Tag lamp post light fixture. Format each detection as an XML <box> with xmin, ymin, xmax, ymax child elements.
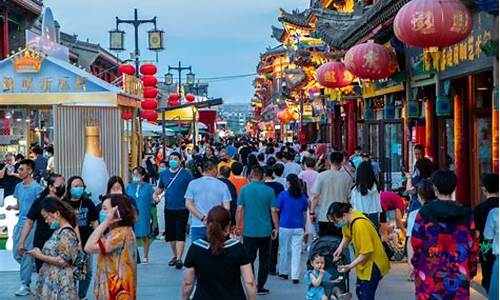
<box><xmin>164</xmin><ymin>72</ymin><xmax>174</xmax><ymax>85</ymax></box>
<box><xmin>166</xmin><ymin>61</ymin><xmax>194</xmax><ymax>94</ymax></box>
<box><xmin>186</xmin><ymin>71</ymin><xmax>196</xmax><ymax>85</ymax></box>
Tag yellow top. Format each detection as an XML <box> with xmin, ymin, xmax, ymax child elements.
<box><xmin>342</xmin><ymin>210</ymin><xmax>390</xmax><ymax>280</ymax></box>
<box><xmin>218</xmin><ymin>160</ymin><xmax>235</xmax><ymax>172</ymax></box>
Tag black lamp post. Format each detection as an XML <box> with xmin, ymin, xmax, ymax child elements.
<box><xmin>109</xmin><ymin>8</ymin><xmax>164</xmax><ymax>77</ymax></box>
<box><xmin>165</xmin><ymin>61</ymin><xmax>195</xmax><ymax>94</ymax></box>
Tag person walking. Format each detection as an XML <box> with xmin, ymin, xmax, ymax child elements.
<box><xmin>84</xmin><ymin>193</ymin><xmax>138</xmax><ymax>300</ymax></box>
<box><xmin>154</xmin><ymin>152</ymin><xmax>192</xmax><ymax>269</ymax></box>
<box><xmin>236</xmin><ymin>165</ymin><xmax>279</xmax><ymax>295</ymax></box>
<box><xmin>282</xmin><ymin>151</ymin><xmax>302</xmax><ymax>178</ymax></box>
<box><xmin>229</xmin><ymin>161</ymin><xmax>250</xmax><ymax>196</ymax></box>
<box><xmin>484</xmin><ymin>207</ymin><xmax>498</xmax><ymax>300</ymax></box>
<box><xmin>218</xmin><ymin>166</ymin><xmax>238</xmax><ymax>229</ymax></box>
<box><xmin>276</xmin><ymin>174</ymin><xmax>308</xmax><ymax>284</ymax></box>
<box><xmin>126</xmin><ymin>166</ymin><xmax>154</xmax><ymax>264</ymax></box>
<box><xmin>64</xmin><ymin>176</ymin><xmax>98</xmax><ymax>299</ymax></box>
<box><xmin>311</xmin><ymin>152</ymin><xmax>353</xmax><ymax>237</ymax></box>
<box><xmin>474</xmin><ymin>173</ymin><xmax>499</xmax><ymax>292</ymax></box>
<box><xmin>182</xmin><ymin>206</ymin><xmax>257</xmax><ymax>300</ymax></box>
<box><xmin>27</xmin><ymin>197</ymin><xmax>79</xmax><ymax>300</ymax></box>
<box><xmin>329</xmin><ymin>202</ymin><xmax>390</xmax><ymax>300</ymax></box>
<box><xmin>6</xmin><ymin>159</ymin><xmax>43</xmax><ymax>296</ymax></box>
<box><xmin>299</xmin><ymin>157</ymin><xmax>319</xmax><ymax>243</ymax></box>
<box><xmin>18</xmin><ymin>173</ymin><xmax>66</xmax><ymax>273</ymax></box>
<box><xmin>411</xmin><ymin>170</ymin><xmax>479</xmax><ymax>299</ymax></box>
<box><xmin>185</xmin><ymin>160</ymin><xmax>232</xmax><ymax>242</ymax></box>
<box><xmin>350</xmin><ymin>161</ymin><xmax>382</xmax><ymax>228</ymax></box>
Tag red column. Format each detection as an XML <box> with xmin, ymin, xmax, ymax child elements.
<box><xmin>425</xmin><ymin>99</ymin><xmax>437</xmax><ymax>163</ymax></box>
<box><xmin>2</xmin><ymin>9</ymin><xmax>9</xmax><ymax>58</ymax></box>
<box><xmin>493</xmin><ymin>104</ymin><xmax>499</xmax><ymax>173</ymax></box>
<box><xmin>454</xmin><ymin>77</ymin><xmax>472</xmax><ymax>207</ymax></box>
<box><xmin>346</xmin><ymin>100</ymin><xmax>357</xmax><ymax>155</ymax></box>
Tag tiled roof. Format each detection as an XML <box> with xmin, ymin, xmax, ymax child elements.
<box><xmin>271</xmin><ymin>26</ymin><xmax>285</xmax><ymax>42</ymax></box>
<box><xmin>278</xmin><ymin>8</ymin><xmax>314</xmax><ymax>28</ymax></box>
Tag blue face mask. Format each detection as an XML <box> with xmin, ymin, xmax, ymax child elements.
<box><xmin>132</xmin><ymin>176</ymin><xmax>141</xmax><ymax>183</ymax></box>
<box><xmin>70</xmin><ymin>187</ymin><xmax>85</xmax><ymax>198</ymax></box>
<box><xmin>50</xmin><ymin>220</ymin><xmax>60</xmax><ymax>230</ymax></box>
<box><xmin>335</xmin><ymin>220</ymin><xmax>348</xmax><ymax>228</ymax></box>
<box><xmin>99</xmin><ymin>211</ymin><xmax>107</xmax><ymax>224</ymax></box>
<box><xmin>169</xmin><ymin>160</ymin><xmax>179</xmax><ymax>169</ymax></box>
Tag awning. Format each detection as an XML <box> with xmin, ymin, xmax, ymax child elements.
<box><xmin>127</xmin><ymin>122</ymin><xmax>175</xmax><ymax>137</ymax></box>
<box><xmin>157</xmin><ymin>107</ymin><xmax>197</xmax><ymax>122</ymax></box>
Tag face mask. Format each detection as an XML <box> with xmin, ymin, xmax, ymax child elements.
<box><xmin>99</xmin><ymin>211</ymin><xmax>107</xmax><ymax>224</ymax></box>
<box><xmin>159</xmin><ymin>167</ymin><xmax>167</xmax><ymax>173</ymax></box>
<box><xmin>55</xmin><ymin>185</ymin><xmax>66</xmax><ymax>197</ymax></box>
<box><xmin>70</xmin><ymin>187</ymin><xmax>84</xmax><ymax>198</ymax></box>
<box><xmin>335</xmin><ymin>220</ymin><xmax>348</xmax><ymax>228</ymax></box>
<box><xmin>132</xmin><ymin>176</ymin><xmax>141</xmax><ymax>183</ymax></box>
<box><xmin>169</xmin><ymin>160</ymin><xmax>179</xmax><ymax>169</ymax></box>
<box><xmin>50</xmin><ymin>220</ymin><xmax>60</xmax><ymax>230</ymax></box>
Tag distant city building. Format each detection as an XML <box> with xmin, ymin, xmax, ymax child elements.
<box><xmin>217</xmin><ymin>104</ymin><xmax>252</xmax><ymax>135</ymax></box>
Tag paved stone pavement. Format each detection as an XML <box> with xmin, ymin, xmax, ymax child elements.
<box><xmin>0</xmin><ymin>240</ymin><xmax>486</xmax><ymax>299</ymax></box>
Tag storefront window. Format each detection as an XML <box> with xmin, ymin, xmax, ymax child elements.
<box><xmin>478</xmin><ymin>118</ymin><xmax>492</xmax><ymax>174</ymax></box>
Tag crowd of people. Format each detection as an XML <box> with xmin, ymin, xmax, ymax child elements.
<box><xmin>1</xmin><ymin>138</ymin><xmax>498</xmax><ymax>300</ymax></box>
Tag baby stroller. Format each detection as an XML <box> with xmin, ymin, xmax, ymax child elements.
<box><xmin>307</xmin><ymin>235</ymin><xmax>352</xmax><ymax>299</ymax></box>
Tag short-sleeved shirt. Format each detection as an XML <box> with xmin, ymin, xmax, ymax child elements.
<box><xmin>184</xmin><ymin>238</ymin><xmax>250</xmax><ymax>300</ymax></box>
<box><xmin>65</xmin><ymin>197</ymin><xmax>98</xmax><ymax>245</ymax></box>
<box><xmin>95</xmin><ymin>226</ymin><xmax>137</xmax><ymax>300</ymax></box>
<box><xmin>277</xmin><ymin>190</ymin><xmax>308</xmax><ymax>229</ymax></box>
<box><xmin>238</xmin><ymin>181</ymin><xmax>276</xmax><ymax>237</ymax></box>
<box><xmin>380</xmin><ymin>191</ymin><xmax>405</xmax><ymax>212</ymax></box>
<box><xmin>484</xmin><ymin>207</ymin><xmax>499</xmax><ymax>255</ymax></box>
<box><xmin>342</xmin><ymin>210</ymin><xmax>390</xmax><ymax>280</ymax></box>
<box><xmin>264</xmin><ymin>181</ymin><xmax>284</xmax><ymax>198</ymax></box>
<box><xmin>13</xmin><ymin>180</ymin><xmax>43</xmax><ymax>220</ymax></box>
<box><xmin>312</xmin><ymin>168</ymin><xmax>353</xmax><ymax>222</ymax></box>
<box><xmin>283</xmin><ymin>162</ymin><xmax>303</xmax><ymax>178</ymax></box>
<box><xmin>229</xmin><ymin>176</ymin><xmax>249</xmax><ymax>196</ymax></box>
<box><xmin>27</xmin><ymin>195</ymin><xmax>54</xmax><ymax>249</ymax></box>
<box><xmin>184</xmin><ymin>176</ymin><xmax>232</xmax><ymax>228</ymax></box>
<box><xmin>298</xmin><ymin>169</ymin><xmax>319</xmax><ymax>199</ymax></box>
<box><xmin>158</xmin><ymin>168</ymin><xmax>192</xmax><ymax>210</ymax></box>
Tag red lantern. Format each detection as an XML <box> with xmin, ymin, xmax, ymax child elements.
<box><xmin>168</xmin><ymin>98</ymin><xmax>180</xmax><ymax>107</ymax></box>
<box><xmin>118</xmin><ymin>64</ymin><xmax>135</xmax><ymax>75</ymax></box>
<box><xmin>142</xmin><ymin>75</ymin><xmax>158</xmax><ymax>87</ymax></box>
<box><xmin>393</xmin><ymin>0</ymin><xmax>472</xmax><ymax>48</ymax></box>
<box><xmin>143</xmin><ymin>87</ymin><xmax>158</xmax><ymax>99</ymax></box>
<box><xmin>122</xmin><ymin>110</ymin><xmax>133</xmax><ymax>120</ymax></box>
<box><xmin>185</xmin><ymin>93</ymin><xmax>195</xmax><ymax>103</ymax></box>
<box><xmin>344</xmin><ymin>41</ymin><xmax>398</xmax><ymax>80</ymax></box>
<box><xmin>140</xmin><ymin>63</ymin><xmax>157</xmax><ymax>76</ymax></box>
<box><xmin>141</xmin><ymin>110</ymin><xmax>158</xmax><ymax>122</ymax></box>
<box><xmin>316</xmin><ymin>61</ymin><xmax>354</xmax><ymax>88</ymax></box>
<box><xmin>141</xmin><ymin>99</ymin><xmax>158</xmax><ymax>110</ymax></box>
<box><xmin>168</xmin><ymin>93</ymin><xmax>180</xmax><ymax>102</ymax></box>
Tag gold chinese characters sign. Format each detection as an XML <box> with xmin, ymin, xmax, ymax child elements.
<box><xmin>122</xmin><ymin>74</ymin><xmax>143</xmax><ymax>98</ymax></box>
<box><xmin>2</xmin><ymin>75</ymin><xmax>88</xmax><ymax>93</ymax></box>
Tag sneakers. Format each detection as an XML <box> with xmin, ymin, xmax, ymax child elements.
<box><xmin>15</xmin><ymin>284</ymin><xmax>30</xmax><ymax>296</ymax></box>
<box><xmin>168</xmin><ymin>257</ymin><xmax>177</xmax><ymax>266</ymax></box>
<box><xmin>278</xmin><ymin>274</ymin><xmax>289</xmax><ymax>280</ymax></box>
<box><xmin>256</xmin><ymin>288</ymin><xmax>269</xmax><ymax>295</ymax></box>
<box><xmin>292</xmin><ymin>279</ymin><xmax>299</xmax><ymax>284</ymax></box>
<box><xmin>175</xmin><ymin>259</ymin><xmax>183</xmax><ymax>269</ymax></box>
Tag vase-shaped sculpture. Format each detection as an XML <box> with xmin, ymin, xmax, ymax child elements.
<box><xmin>81</xmin><ymin>127</ymin><xmax>109</xmax><ymax>204</ymax></box>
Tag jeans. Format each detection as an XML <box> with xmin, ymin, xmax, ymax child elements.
<box><xmin>13</xmin><ymin>219</ymin><xmax>34</xmax><ymax>286</ymax></box>
<box><xmin>489</xmin><ymin>256</ymin><xmax>499</xmax><ymax>300</ymax></box>
<box><xmin>190</xmin><ymin>226</ymin><xmax>206</xmax><ymax>242</ymax></box>
<box><xmin>78</xmin><ymin>255</ymin><xmax>92</xmax><ymax>299</ymax></box>
<box><xmin>243</xmin><ymin>236</ymin><xmax>271</xmax><ymax>289</ymax></box>
<box><xmin>356</xmin><ymin>264</ymin><xmax>382</xmax><ymax>300</ymax></box>
<box><xmin>278</xmin><ymin>228</ymin><xmax>303</xmax><ymax>280</ymax></box>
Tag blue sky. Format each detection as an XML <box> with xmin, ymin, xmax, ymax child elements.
<box><xmin>44</xmin><ymin>0</ymin><xmax>309</xmax><ymax>104</ymax></box>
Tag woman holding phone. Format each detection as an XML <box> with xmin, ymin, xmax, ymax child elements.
<box><xmin>85</xmin><ymin>193</ymin><xmax>138</xmax><ymax>300</ymax></box>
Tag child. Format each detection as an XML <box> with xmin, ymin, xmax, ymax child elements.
<box><xmin>305</xmin><ymin>254</ymin><xmax>339</xmax><ymax>300</ymax></box>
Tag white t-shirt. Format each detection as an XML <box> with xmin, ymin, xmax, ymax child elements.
<box><xmin>312</xmin><ymin>168</ymin><xmax>353</xmax><ymax>222</ymax></box>
<box><xmin>484</xmin><ymin>207</ymin><xmax>499</xmax><ymax>255</ymax></box>
<box><xmin>283</xmin><ymin>162</ymin><xmax>303</xmax><ymax>178</ymax></box>
<box><xmin>350</xmin><ymin>184</ymin><xmax>382</xmax><ymax>215</ymax></box>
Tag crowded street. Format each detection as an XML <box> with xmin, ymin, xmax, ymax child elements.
<box><xmin>0</xmin><ymin>0</ymin><xmax>499</xmax><ymax>300</ymax></box>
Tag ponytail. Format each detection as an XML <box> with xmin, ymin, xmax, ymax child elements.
<box><xmin>206</xmin><ymin>206</ymin><xmax>231</xmax><ymax>256</ymax></box>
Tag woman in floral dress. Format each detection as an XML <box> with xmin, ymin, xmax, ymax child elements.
<box><xmin>85</xmin><ymin>193</ymin><xmax>138</xmax><ymax>300</ymax></box>
<box><xmin>26</xmin><ymin>196</ymin><xmax>79</xmax><ymax>300</ymax></box>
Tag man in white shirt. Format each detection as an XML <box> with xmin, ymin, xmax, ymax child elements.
<box><xmin>282</xmin><ymin>152</ymin><xmax>302</xmax><ymax>178</ymax></box>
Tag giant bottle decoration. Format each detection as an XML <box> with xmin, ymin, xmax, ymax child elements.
<box><xmin>81</xmin><ymin>127</ymin><xmax>109</xmax><ymax>204</ymax></box>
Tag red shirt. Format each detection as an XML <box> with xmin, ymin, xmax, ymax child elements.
<box><xmin>380</xmin><ymin>191</ymin><xmax>405</xmax><ymax>212</ymax></box>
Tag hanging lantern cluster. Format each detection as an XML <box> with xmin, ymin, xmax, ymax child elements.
<box><xmin>140</xmin><ymin>63</ymin><xmax>158</xmax><ymax>122</ymax></box>
<box><xmin>277</xmin><ymin>109</ymin><xmax>296</xmax><ymax>124</ymax></box>
<box><xmin>121</xmin><ymin>109</ymin><xmax>133</xmax><ymax>121</ymax></box>
<box><xmin>119</xmin><ymin>64</ymin><xmax>136</xmax><ymax>121</ymax></box>
<box><xmin>393</xmin><ymin>0</ymin><xmax>473</xmax><ymax>71</ymax></box>
<box><xmin>316</xmin><ymin>61</ymin><xmax>354</xmax><ymax>88</ymax></box>
<box><xmin>344</xmin><ymin>41</ymin><xmax>398</xmax><ymax>80</ymax></box>
<box><xmin>168</xmin><ymin>93</ymin><xmax>181</xmax><ymax>107</ymax></box>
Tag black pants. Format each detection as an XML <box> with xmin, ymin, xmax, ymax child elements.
<box><xmin>270</xmin><ymin>237</ymin><xmax>279</xmax><ymax>274</ymax></box>
<box><xmin>243</xmin><ymin>236</ymin><xmax>271</xmax><ymax>289</ymax></box>
<box><xmin>318</xmin><ymin>221</ymin><xmax>342</xmax><ymax>237</ymax></box>
<box><xmin>481</xmin><ymin>249</ymin><xmax>496</xmax><ymax>291</ymax></box>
